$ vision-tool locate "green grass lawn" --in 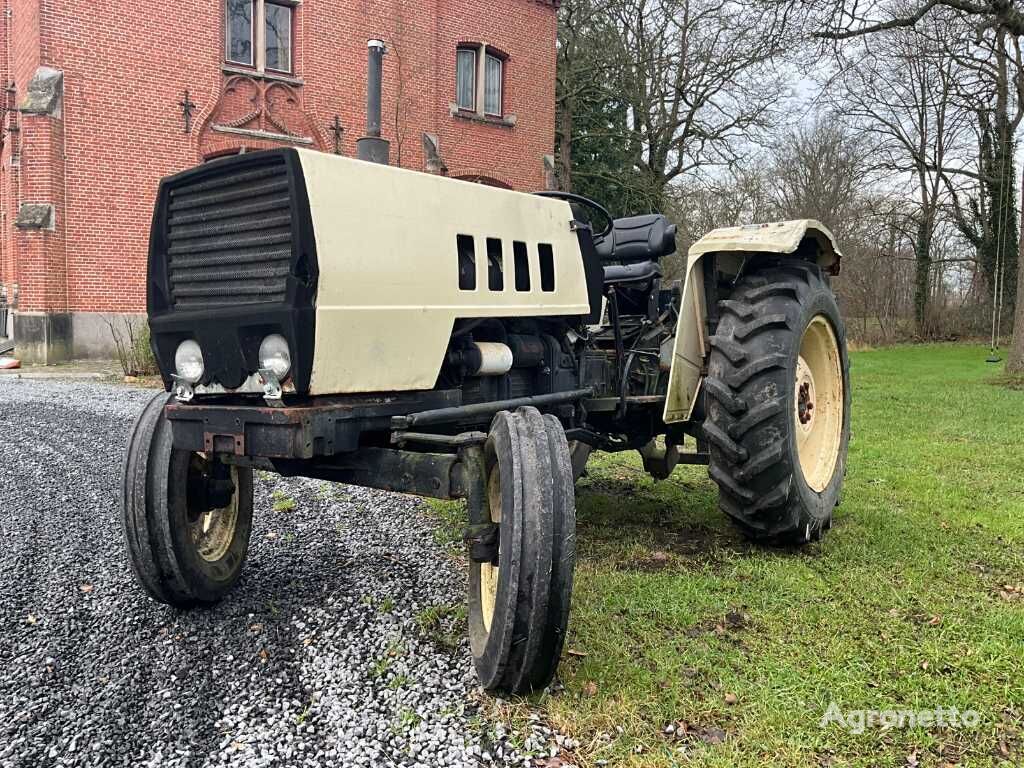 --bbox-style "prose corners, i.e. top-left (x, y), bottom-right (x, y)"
top-left (488, 344), bottom-right (1024, 767)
